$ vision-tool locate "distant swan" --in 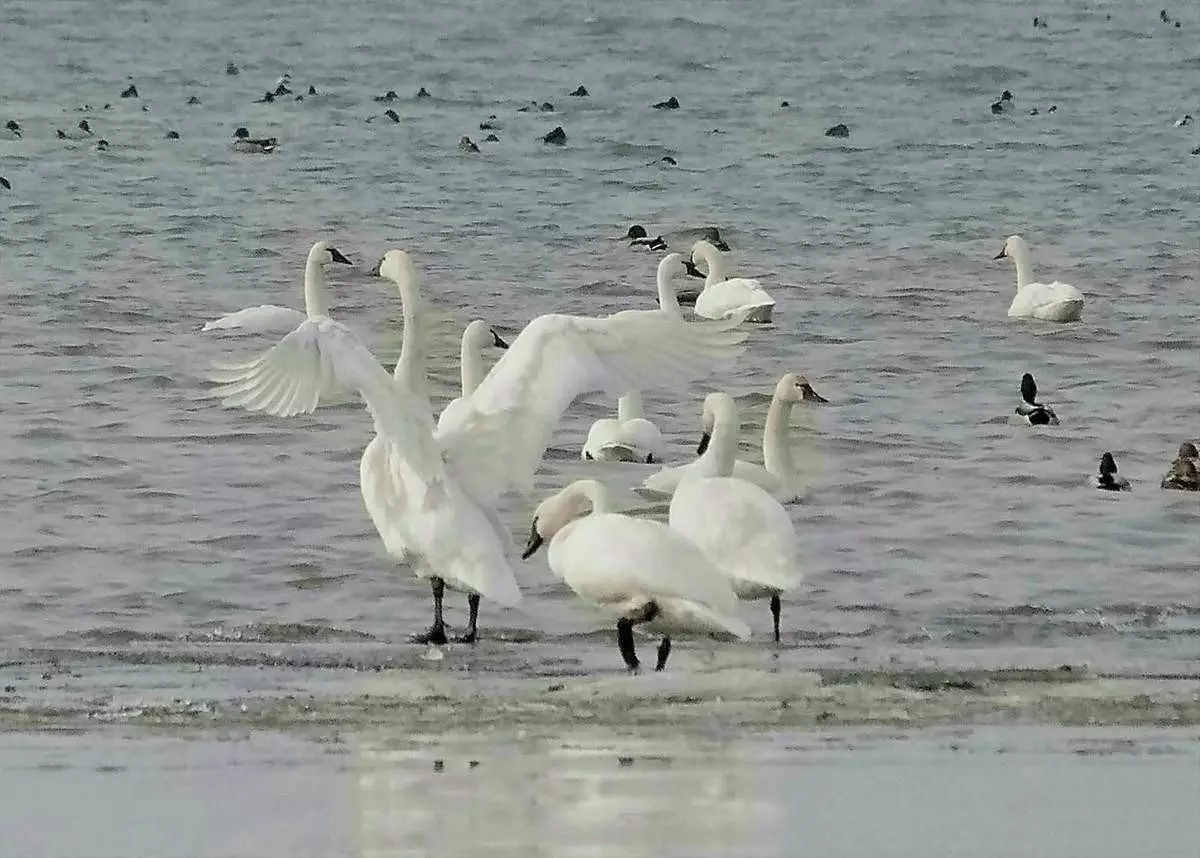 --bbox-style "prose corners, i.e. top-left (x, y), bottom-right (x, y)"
top-left (690, 240), bottom-right (776, 322)
top-left (994, 235), bottom-right (1084, 322)
top-left (521, 479), bottom-right (750, 672)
